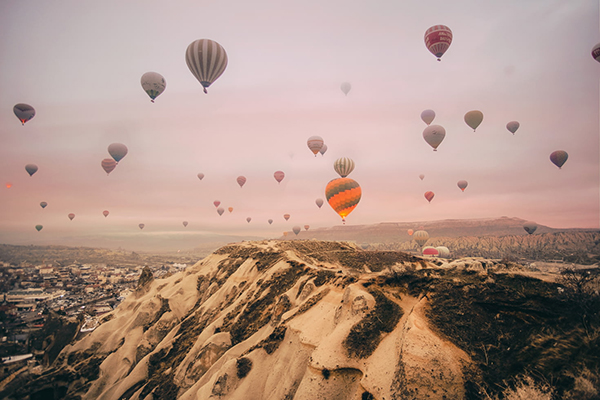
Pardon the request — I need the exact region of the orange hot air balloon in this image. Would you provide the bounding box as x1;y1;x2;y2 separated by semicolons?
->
283;214;290;221
101;158;117;175
5;183;12;189
274;171;285;183
103;210;109;217
424;191;435;203
213;200;221;208
408;229;414;236
325;177;362;223
228;207;233;213
237;176;247;188
68;213;75;221
304;225;310;231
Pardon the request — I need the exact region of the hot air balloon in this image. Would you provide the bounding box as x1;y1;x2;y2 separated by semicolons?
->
217;207;224;216
307;136;324;156
283;232;288;237
228;207;233;213
422;247;439;257
325;177;361;223
319;144;328;156
464;110;484;132
141;72;166;102
424;191;435;202
408;229;414;236
423;125;446;151
246;217;252;223
292;226;301;235
421;109;435;125
237;176;246;188
5;183;12;189
197;173;205;180
592;43;600;63
436;246;450;258
139;223;145;230
103;210;109;217
35;225;43;232
424;25;452;61
268;219;273;224
457;180;468;192
25;164;38;177
341;82;351;96
550;150;568;169
214;200;221;208
333;157;355;178
68;213;75;221
523;221;537;235
419;174;425;181
185;39;228;94
183;221;188;227
315;198;324;208
304;225;310;231
40;202;47;209
274;171;285;184
108;143;128;162
506;121;520;134
413;230;429;247
13;104;35;125
283;214;290;221
101;159;117;175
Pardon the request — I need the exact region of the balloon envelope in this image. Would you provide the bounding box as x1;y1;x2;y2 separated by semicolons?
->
424;191;435;202
523;221;538;235
214;200;221;208
341;82;351;95
334;157;355;178
436;246;450;258
315;198;324;208
237;176;246;188
419;174;425;181
197;173;205;180
506;121;520;134
108;143;128;162
103;210;109;217
139;223;145;230
307;136;324;156
424;25;452;61
141;72;166;102
274;171;285;183
592;43;600;63
550;150;568;169
413;230;429;247
228;207;233;213
40;202;47;209
408;229;414;236
325;177;362;223
421;109;435;125
183;221;188;227
35;225;43;232
13;103;35;125
217;207;224;216
464;110;484;131
185;39;228;94
304;225;310;231
283;214;290;221
423;125;446;151
422;247;439;256
101;158;117;175
292;226;301;235
25;164;38;176
68;213;75;220
246;217;252;223
457;180;468;192
268;219;273;224
319;144;328;156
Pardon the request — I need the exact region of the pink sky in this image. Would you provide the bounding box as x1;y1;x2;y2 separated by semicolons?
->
0;0;599;250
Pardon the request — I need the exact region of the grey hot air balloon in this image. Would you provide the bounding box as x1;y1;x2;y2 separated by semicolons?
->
421;109;435;125
139;223;145;230
25;164;38;177
464;110;484;132
315;198;324;208
550;150;568;169
35;225;43;232
108;143;128;163
246;217;252;223
506;121;520;134
217;207;224;216
523;221;537;235
40;202;48;209
140;72;166;102
185;39;228;94
319;144;328;156
268;219;273;224
457;180;468;192
340;82;351;96
183;221;188;227
292;226;301;235
423;125;446;151
14;103;35;125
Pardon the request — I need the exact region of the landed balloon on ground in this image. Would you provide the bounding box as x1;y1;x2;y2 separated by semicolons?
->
237;176;246;188
523;221;538;235
550;150;568;169
423;125;446;151
334;157;355;178
436;246;450;258
341;82;351;96
35;225;43;232
422;246;439;256
101;159;117;175
424;25;452;61
315;198;324;208
424;191;435;202
457;180;468;192
274;171;285;184
292;226;301;235
141;72;166;102
413;230;429;247
185;39;228;94
25;164;38;177
506;121;520;134
464;110;484;132
108;143;128;162
14;104;35;125
421;109;435;125
307;136;324;156
325;177;361;223
40;202;47;209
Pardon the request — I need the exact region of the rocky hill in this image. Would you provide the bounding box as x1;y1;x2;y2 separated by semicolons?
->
2;240;599;399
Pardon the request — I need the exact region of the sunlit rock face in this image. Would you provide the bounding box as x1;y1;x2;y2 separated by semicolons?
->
4;239;595;400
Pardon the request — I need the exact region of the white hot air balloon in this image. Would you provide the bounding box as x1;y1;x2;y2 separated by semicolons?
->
307;136;324;157
140;72;166;102
421;109;435;125
341;82;351;96
333;157;355;178
423;125;446;151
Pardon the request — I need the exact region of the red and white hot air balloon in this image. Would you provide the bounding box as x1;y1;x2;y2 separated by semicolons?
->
424;25;452;61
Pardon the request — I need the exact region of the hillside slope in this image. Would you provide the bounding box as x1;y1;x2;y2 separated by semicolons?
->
3;240;599;399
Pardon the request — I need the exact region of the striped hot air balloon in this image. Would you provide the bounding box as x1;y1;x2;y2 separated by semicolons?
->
333;157;355;178
307;136;324;156
185;39;228;94
101;158;117;175
325;177;362;223
237;176;246;188
424;25;452;61
413;230;429;247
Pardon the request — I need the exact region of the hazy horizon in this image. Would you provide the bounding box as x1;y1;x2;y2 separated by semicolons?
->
1;0;599;251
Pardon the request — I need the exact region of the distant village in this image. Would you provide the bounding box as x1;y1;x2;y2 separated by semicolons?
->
0;255;190;375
